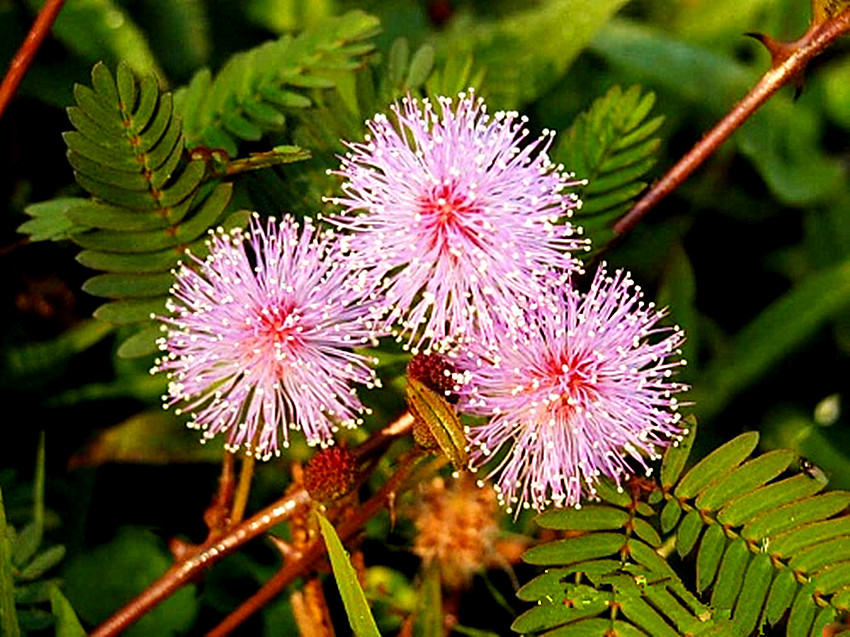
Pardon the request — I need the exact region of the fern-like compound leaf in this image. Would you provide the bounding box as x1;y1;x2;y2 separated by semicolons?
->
515;424;850;635
19;62;244;357
553;84;664;248
177;10;380;157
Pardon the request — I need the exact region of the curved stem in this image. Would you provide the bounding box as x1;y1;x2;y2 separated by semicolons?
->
90;489;311;637
613;8;850;238
89;412;414;637
230;453;256;525
0;0;65;120
206;448;426;636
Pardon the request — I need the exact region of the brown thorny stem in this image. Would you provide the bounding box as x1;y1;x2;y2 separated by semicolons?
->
89;412;414;637
0;0;65;120
613;7;850;238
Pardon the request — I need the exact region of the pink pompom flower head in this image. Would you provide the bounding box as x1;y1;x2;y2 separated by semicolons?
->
455;264;688;515
326;90;589;354
152;214;383;460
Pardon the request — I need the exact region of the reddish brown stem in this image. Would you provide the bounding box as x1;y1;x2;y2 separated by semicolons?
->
90;412;413;637
90;489;312;637
0;0;65;120
207;448;425;636
613;8;850;238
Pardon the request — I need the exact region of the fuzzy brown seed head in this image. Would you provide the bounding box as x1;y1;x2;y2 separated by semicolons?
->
407;353;458;403
303;446;359;502
408;474;499;590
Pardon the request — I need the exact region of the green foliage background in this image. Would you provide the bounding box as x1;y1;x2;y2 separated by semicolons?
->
1;0;850;635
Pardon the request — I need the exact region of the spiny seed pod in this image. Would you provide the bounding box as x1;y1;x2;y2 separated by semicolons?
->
303;446;359;501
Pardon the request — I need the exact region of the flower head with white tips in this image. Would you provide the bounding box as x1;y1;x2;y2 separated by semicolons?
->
327;90;588;353
152;214;383;459
455;264;688;514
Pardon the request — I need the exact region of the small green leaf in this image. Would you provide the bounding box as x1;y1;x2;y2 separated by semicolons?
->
316;512;380;637
523;533;625;566
675;432;759;499
696;523;726;594
790;536;850;573
627;540;676;578
632;518;662;547
535;505;629;531
731;552;772;636
810;561;850;595
675;509;703;558
718;474;825;527
18;545;66;581
742;491;850;542
786;581;818;636
660;420;696;488
516;561;622;601
511;584;610;634
406;44;436;88
769;516;850;557
94;297;169;324
48;583;87;637
694;449;795;512
619;596;679;637
764;568;799;626
710;539;750;612
11;523;41;569
130;74;160;133
0;489;20;637
116;326;162;359
82;272;173;299
19;198;88;242
660;499;682;534
66;201;170;232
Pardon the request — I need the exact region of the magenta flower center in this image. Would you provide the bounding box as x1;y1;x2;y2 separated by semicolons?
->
246;303;306;372
418;182;480;254
540;352;598;418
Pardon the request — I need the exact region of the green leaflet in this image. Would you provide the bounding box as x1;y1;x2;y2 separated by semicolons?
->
742;491;850;541
177;11;380;155
674;431;760;499
553;84;664;247
535;506;630;531
660;418;697;488
764;568;799;627
696;523;726;594
694;449;795;512
0;489;20;637
717;473;826;527
709;539;750;611
730;552;772;636
523;533;626;567
316;512;380;637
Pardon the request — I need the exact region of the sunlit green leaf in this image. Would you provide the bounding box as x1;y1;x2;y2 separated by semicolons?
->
316;512;380;637
675;432;759;499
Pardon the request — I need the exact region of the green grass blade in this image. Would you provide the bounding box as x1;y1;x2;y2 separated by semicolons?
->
316;512;380;637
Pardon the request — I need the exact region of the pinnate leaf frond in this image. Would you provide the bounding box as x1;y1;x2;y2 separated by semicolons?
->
553;84;664;249
515;421;850;636
20;62;245;357
175;10;380;157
